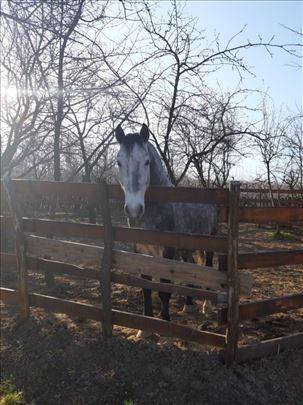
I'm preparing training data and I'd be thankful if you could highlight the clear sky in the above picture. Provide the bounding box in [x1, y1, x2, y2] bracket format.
[175, 0, 302, 180]
[183, 1, 302, 111]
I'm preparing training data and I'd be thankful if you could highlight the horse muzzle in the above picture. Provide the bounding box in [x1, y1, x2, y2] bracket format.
[124, 203, 145, 222]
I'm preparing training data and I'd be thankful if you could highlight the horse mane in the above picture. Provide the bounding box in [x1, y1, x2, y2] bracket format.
[147, 141, 217, 236]
[147, 143, 173, 187]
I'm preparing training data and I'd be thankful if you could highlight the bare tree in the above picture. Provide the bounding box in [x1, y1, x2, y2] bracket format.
[133, 0, 302, 185]
[1, 0, 301, 195]
[0, 1, 126, 232]
[1, 5, 53, 177]
[171, 89, 256, 186]
[254, 101, 287, 207]
[283, 113, 303, 191]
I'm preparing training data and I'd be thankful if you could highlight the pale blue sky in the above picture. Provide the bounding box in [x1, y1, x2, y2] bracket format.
[177, 1, 302, 180]
[183, 0, 302, 112]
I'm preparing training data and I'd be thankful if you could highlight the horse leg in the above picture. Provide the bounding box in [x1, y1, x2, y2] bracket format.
[158, 279, 171, 321]
[182, 251, 214, 314]
[202, 251, 214, 316]
[205, 251, 213, 266]
[137, 275, 154, 338]
[142, 275, 153, 317]
[158, 247, 174, 321]
[182, 253, 197, 313]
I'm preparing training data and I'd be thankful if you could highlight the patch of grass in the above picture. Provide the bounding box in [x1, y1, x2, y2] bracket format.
[124, 401, 137, 405]
[266, 230, 299, 242]
[0, 378, 24, 405]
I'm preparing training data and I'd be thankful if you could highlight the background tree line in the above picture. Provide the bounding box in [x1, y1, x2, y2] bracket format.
[1, 0, 302, 193]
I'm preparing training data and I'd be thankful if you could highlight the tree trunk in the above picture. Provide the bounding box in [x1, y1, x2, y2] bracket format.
[266, 161, 280, 235]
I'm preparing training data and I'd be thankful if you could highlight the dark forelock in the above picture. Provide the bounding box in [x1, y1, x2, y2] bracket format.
[120, 133, 145, 151]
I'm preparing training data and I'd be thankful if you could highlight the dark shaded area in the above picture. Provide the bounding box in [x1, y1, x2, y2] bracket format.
[1, 304, 303, 405]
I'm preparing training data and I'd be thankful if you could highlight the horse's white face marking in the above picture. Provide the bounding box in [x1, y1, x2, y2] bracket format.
[116, 124, 150, 222]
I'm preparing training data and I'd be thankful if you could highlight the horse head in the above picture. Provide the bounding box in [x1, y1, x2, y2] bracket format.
[116, 124, 150, 224]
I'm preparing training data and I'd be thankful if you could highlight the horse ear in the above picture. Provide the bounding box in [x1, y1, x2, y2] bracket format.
[116, 125, 125, 144]
[140, 124, 149, 143]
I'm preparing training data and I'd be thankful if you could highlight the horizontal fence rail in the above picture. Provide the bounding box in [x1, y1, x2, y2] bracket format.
[236, 333, 303, 363]
[0, 288, 226, 347]
[239, 207, 303, 223]
[241, 188, 303, 195]
[1, 179, 230, 205]
[0, 252, 228, 304]
[218, 249, 303, 271]
[0, 235, 252, 295]
[0, 216, 228, 253]
[4, 217, 303, 273]
[218, 293, 303, 324]
[22, 235, 253, 294]
[238, 250, 303, 269]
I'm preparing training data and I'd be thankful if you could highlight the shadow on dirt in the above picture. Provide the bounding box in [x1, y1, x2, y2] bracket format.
[1, 304, 303, 405]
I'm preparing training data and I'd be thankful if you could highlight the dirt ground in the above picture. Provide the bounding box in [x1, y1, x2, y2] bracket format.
[1, 223, 303, 404]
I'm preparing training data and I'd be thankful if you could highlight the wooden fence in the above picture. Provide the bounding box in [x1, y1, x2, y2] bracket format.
[240, 187, 303, 207]
[1, 179, 303, 364]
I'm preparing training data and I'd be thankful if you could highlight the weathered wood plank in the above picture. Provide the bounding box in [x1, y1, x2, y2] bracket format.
[242, 188, 303, 195]
[29, 256, 99, 279]
[3, 180, 29, 318]
[0, 215, 14, 228]
[0, 216, 228, 253]
[30, 291, 102, 320]
[4, 179, 229, 204]
[236, 333, 303, 363]
[219, 249, 303, 271]
[225, 181, 241, 365]
[1, 252, 17, 268]
[145, 186, 229, 205]
[239, 250, 303, 269]
[238, 250, 303, 269]
[112, 310, 226, 347]
[239, 207, 303, 223]
[218, 293, 303, 325]
[59, 219, 226, 252]
[0, 287, 102, 319]
[25, 235, 253, 293]
[1, 252, 228, 303]
[0, 287, 19, 305]
[112, 272, 228, 303]
[0, 288, 226, 347]
[219, 207, 228, 223]
[114, 226, 228, 253]
[1, 216, 104, 239]
[0, 252, 100, 279]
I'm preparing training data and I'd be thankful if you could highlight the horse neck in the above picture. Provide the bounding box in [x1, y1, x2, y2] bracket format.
[143, 142, 175, 232]
[147, 143, 173, 187]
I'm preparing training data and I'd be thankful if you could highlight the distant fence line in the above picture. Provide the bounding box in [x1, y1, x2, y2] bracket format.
[1, 179, 303, 365]
[240, 187, 303, 208]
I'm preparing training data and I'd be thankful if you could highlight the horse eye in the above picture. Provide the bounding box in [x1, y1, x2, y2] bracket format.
[117, 161, 122, 167]
[145, 160, 150, 166]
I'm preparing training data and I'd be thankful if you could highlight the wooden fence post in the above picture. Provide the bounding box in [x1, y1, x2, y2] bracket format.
[45, 193, 57, 290]
[98, 180, 113, 338]
[225, 181, 241, 365]
[3, 179, 29, 318]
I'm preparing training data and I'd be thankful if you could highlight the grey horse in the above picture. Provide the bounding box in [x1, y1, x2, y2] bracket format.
[115, 124, 218, 330]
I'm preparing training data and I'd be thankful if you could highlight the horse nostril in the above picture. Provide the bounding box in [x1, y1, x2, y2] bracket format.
[124, 205, 130, 217]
